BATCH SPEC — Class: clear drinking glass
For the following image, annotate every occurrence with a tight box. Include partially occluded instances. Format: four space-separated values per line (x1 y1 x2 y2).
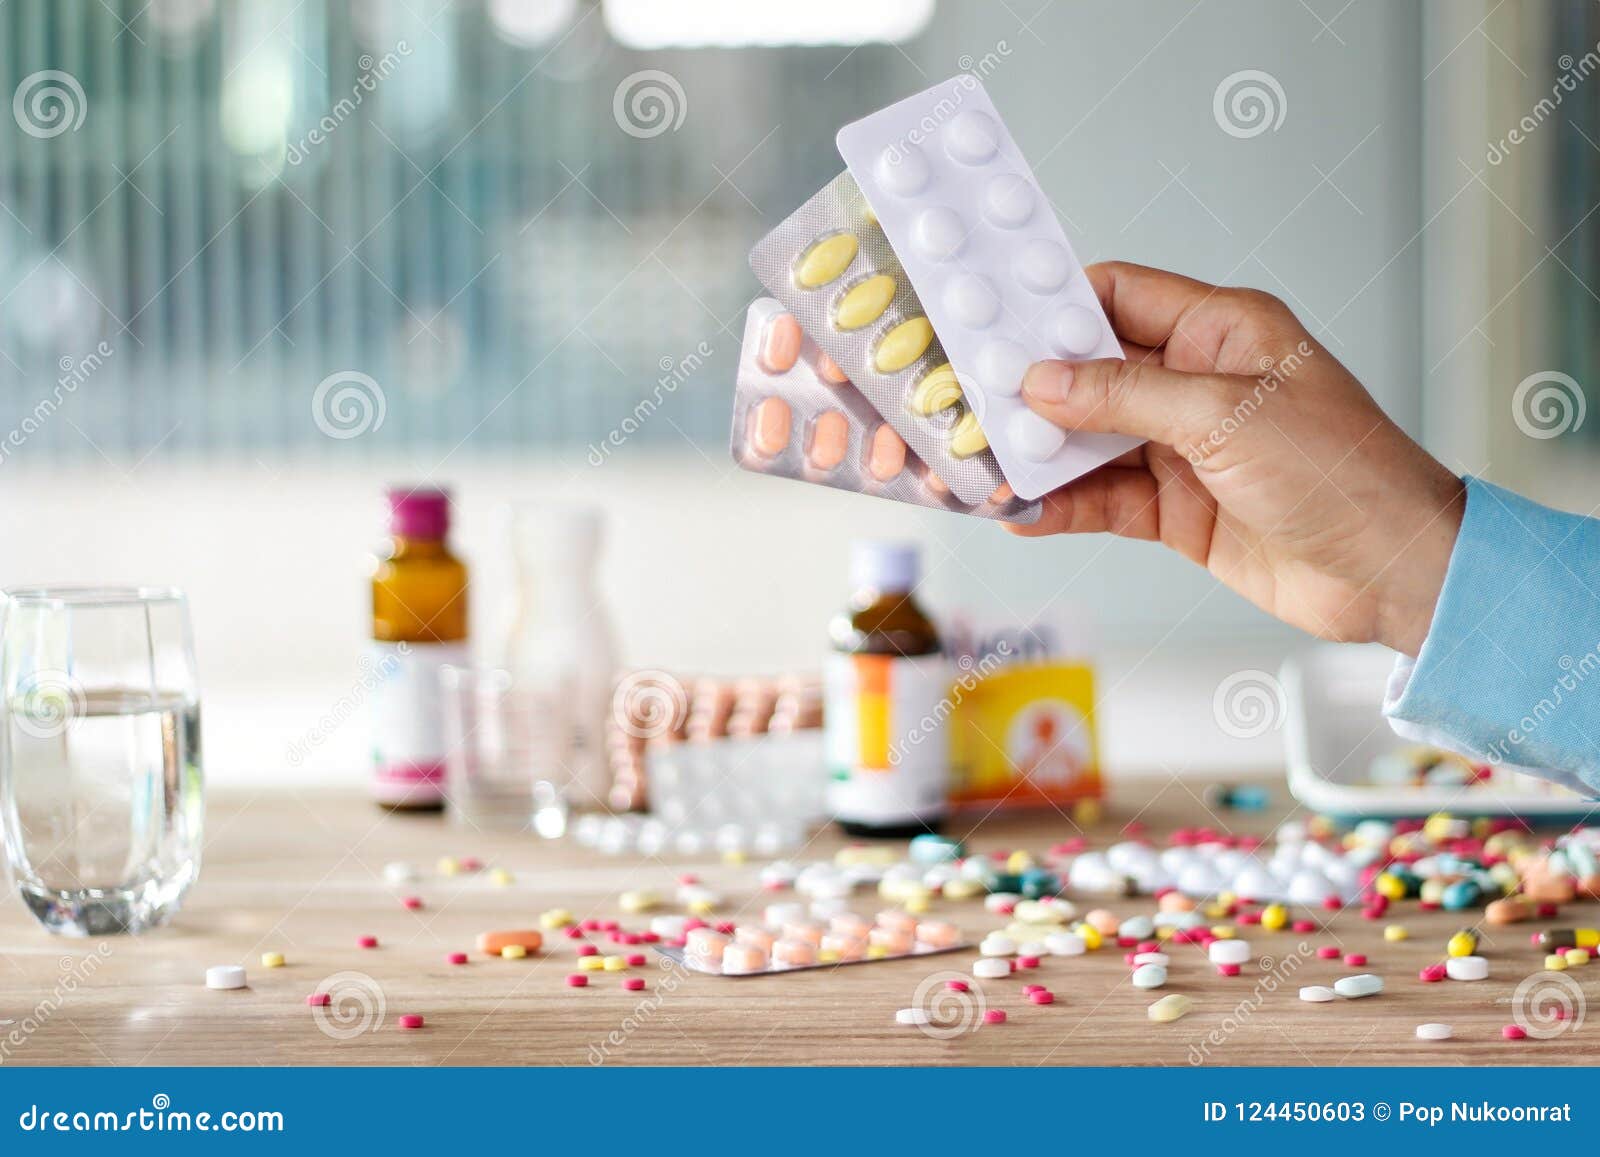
0 587 203 936
440 665 569 837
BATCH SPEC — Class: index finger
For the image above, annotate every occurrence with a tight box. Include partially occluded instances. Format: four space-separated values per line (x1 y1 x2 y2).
1085 261 1223 350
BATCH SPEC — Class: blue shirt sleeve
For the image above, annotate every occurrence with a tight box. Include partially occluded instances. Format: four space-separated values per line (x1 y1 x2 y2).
1383 476 1600 796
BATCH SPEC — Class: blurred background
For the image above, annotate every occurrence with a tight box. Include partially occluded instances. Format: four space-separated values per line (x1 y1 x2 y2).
0 0 1593 785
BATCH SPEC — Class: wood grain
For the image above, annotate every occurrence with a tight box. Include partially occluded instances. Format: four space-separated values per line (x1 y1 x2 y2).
0 779 1592 1066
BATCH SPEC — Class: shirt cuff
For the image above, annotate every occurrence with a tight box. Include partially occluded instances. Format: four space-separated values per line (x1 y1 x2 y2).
1383 476 1600 796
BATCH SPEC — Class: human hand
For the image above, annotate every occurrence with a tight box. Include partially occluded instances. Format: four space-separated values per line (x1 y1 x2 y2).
1008 261 1465 656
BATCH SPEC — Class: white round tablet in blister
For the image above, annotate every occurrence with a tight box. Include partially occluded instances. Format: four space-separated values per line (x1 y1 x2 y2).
1055 305 1102 356
1015 240 1072 295
1008 409 1067 462
944 110 1000 165
983 174 1034 228
943 273 1001 329
911 207 966 262
976 339 1031 397
877 145 930 197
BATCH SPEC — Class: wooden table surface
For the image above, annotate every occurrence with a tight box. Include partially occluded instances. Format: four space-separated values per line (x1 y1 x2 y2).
1 777 1593 1067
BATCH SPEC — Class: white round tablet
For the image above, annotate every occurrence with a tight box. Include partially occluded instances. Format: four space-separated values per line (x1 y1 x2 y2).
1014 240 1072 294
942 273 1001 329
895 1007 932 1026
945 110 1000 165
1007 409 1066 461
1298 985 1337 1003
1416 1022 1454 1041
1207 939 1251 966
911 206 966 263
877 144 930 197
983 173 1035 228
972 957 1010 979
976 339 1031 397
1131 964 1167 989
206 965 247 990
1046 932 1086 956
1055 305 1102 356
1446 955 1489 981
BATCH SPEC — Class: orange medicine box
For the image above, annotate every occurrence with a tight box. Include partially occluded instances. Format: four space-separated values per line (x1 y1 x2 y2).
949 662 1101 810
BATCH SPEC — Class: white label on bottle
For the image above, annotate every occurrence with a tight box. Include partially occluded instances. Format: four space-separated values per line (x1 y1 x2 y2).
824 651 952 827
369 640 468 804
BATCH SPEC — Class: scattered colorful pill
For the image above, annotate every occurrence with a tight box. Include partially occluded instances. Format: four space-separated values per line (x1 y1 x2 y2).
397 1014 425 1030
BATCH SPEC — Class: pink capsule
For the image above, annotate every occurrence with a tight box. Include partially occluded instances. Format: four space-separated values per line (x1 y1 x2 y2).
357 935 379 949
566 974 588 987
577 943 599 957
626 953 647 967
622 978 646 991
1291 920 1316 933
446 952 468 965
983 1009 1008 1025
1344 953 1367 966
397 1014 425 1030
401 895 423 910
1321 896 1341 911
1317 946 1340 959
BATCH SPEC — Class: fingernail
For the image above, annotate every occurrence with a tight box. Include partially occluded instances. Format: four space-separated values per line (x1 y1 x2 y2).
1022 361 1073 402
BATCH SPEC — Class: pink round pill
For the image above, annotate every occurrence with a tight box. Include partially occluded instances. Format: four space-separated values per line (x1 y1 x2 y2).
1420 964 1447 982
357 935 378 949
459 857 483 872
446 952 468 965
1029 990 1054 1005
1322 895 1341 911
983 1009 1007 1025
1344 953 1367 966
1502 1024 1528 1040
1291 920 1316 933
1317 945 1340 959
577 944 599 957
946 980 969 993
582 919 602 931
566 974 588 987
401 896 423 910
306 993 330 1006
397 1014 425 1029
565 927 585 940
622 978 646 991
626 954 647 966
1017 955 1041 969
600 920 620 932
1217 963 1241 977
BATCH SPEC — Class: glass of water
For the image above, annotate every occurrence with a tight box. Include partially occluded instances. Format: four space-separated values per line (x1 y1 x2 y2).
1 587 203 936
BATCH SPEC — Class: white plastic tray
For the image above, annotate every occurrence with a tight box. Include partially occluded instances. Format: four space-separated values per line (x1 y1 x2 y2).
1281 643 1584 819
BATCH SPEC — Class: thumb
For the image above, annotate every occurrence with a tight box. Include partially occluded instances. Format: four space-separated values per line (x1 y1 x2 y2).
1021 356 1235 453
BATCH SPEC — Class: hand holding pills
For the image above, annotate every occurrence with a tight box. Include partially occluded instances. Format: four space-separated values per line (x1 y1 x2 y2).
1010 262 1467 657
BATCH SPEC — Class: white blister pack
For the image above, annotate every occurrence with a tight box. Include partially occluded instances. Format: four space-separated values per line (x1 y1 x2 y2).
837 74 1142 501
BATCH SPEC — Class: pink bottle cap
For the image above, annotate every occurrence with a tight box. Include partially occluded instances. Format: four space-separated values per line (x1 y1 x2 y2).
387 487 451 541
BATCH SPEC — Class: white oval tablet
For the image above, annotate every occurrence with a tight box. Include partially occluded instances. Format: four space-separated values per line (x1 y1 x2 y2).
911 206 966 263
1207 939 1251 966
1055 305 1102 356
877 145 930 197
945 109 1000 165
1416 1022 1454 1041
1131 963 1167 989
943 273 1001 329
1446 955 1489 981
983 173 1035 228
206 965 247 990
976 339 1031 397
895 1007 932 1026
1007 409 1066 461
1298 985 1337 1003
972 957 1010 978
1014 240 1072 294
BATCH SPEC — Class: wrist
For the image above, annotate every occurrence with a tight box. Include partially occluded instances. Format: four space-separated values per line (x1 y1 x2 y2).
1374 465 1466 657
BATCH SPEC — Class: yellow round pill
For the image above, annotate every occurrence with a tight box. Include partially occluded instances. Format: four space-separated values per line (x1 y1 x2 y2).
795 232 859 289
540 908 573 929
1547 954 1569 971
1077 924 1103 951
722 849 747 866
260 952 285 969
1260 904 1288 932
1566 948 1590 966
1383 924 1409 943
910 363 962 415
436 857 460 876
948 410 988 459
1210 925 1236 940
501 944 528 959
579 956 605 971
602 955 627 971
1446 931 1476 958
490 868 514 887
873 316 935 374
834 275 896 330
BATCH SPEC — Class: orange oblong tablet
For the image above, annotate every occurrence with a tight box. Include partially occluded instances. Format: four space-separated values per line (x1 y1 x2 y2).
759 313 803 374
807 410 849 471
816 352 849 385
867 424 907 481
749 397 792 458
476 929 542 957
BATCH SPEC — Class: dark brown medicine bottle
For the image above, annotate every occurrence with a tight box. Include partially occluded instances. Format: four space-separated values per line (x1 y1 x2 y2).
824 541 951 838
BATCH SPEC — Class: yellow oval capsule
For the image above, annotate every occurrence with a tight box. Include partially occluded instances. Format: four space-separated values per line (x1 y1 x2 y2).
796 232 859 289
874 316 934 373
834 275 896 330
1446 930 1477 957
1260 903 1288 932
949 410 988 459
909 363 962 414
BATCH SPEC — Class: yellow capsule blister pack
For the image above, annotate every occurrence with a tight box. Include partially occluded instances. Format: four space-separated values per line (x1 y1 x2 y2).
729 298 1040 523
748 172 1011 506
